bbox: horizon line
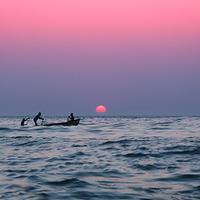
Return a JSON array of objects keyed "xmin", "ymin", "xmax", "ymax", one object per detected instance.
[{"xmin": 0, "ymin": 115, "xmax": 200, "ymax": 118}]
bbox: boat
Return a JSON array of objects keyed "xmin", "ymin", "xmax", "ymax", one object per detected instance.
[{"xmin": 44, "ymin": 119, "xmax": 80, "ymax": 127}]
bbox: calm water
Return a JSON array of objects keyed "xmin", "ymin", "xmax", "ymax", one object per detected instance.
[{"xmin": 0, "ymin": 117, "xmax": 200, "ymax": 200}]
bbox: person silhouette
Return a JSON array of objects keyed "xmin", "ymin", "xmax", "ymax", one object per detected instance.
[
  {"xmin": 68, "ymin": 113, "xmax": 75, "ymax": 121},
  {"xmin": 21, "ymin": 117, "xmax": 30, "ymax": 126},
  {"xmin": 33, "ymin": 112, "xmax": 44, "ymax": 126}
]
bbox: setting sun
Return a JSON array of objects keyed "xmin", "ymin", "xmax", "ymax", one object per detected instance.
[{"xmin": 96, "ymin": 105, "xmax": 107, "ymax": 113}]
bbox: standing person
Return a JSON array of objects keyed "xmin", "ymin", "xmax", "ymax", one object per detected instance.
[
  {"xmin": 21, "ymin": 117, "xmax": 30, "ymax": 126},
  {"xmin": 33, "ymin": 112, "xmax": 44, "ymax": 126}
]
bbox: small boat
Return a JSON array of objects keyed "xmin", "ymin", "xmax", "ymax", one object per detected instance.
[{"xmin": 44, "ymin": 119, "xmax": 80, "ymax": 127}]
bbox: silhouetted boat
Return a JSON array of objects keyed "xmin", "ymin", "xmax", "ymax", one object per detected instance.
[{"xmin": 44, "ymin": 119, "xmax": 80, "ymax": 127}]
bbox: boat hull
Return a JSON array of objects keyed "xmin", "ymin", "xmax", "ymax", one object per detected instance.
[{"xmin": 44, "ymin": 119, "xmax": 80, "ymax": 127}]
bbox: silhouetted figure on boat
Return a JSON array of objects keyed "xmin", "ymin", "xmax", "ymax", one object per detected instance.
[
  {"xmin": 21, "ymin": 117, "xmax": 30, "ymax": 126},
  {"xmin": 68, "ymin": 113, "xmax": 75, "ymax": 122},
  {"xmin": 33, "ymin": 112, "xmax": 44, "ymax": 126},
  {"xmin": 44, "ymin": 113, "xmax": 79, "ymax": 127}
]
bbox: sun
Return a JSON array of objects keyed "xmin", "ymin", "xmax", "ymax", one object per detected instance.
[{"xmin": 96, "ymin": 105, "xmax": 107, "ymax": 113}]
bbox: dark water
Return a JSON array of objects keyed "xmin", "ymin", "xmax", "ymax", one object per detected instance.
[{"xmin": 0, "ymin": 117, "xmax": 200, "ymax": 200}]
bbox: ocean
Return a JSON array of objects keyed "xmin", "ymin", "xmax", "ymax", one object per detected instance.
[{"xmin": 0, "ymin": 117, "xmax": 200, "ymax": 200}]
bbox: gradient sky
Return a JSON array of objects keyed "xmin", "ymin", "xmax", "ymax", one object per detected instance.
[{"xmin": 0, "ymin": 0, "xmax": 200, "ymax": 116}]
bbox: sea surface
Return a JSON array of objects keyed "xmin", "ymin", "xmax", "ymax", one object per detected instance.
[{"xmin": 0, "ymin": 116, "xmax": 200, "ymax": 200}]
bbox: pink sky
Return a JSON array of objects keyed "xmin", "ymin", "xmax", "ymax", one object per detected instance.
[
  {"xmin": 0, "ymin": 0, "xmax": 199, "ymax": 42},
  {"xmin": 1, "ymin": 1, "xmax": 199, "ymax": 68}
]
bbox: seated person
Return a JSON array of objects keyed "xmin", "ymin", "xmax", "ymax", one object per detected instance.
[{"xmin": 68, "ymin": 113, "xmax": 75, "ymax": 122}]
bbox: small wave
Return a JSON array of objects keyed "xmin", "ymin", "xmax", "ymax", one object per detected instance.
[
  {"xmin": 65, "ymin": 161, "xmax": 85, "ymax": 166},
  {"xmin": 37, "ymin": 192, "xmax": 50, "ymax": 198},
  {"xmin": 113, "ymin": 123, "xmax": 126, "ymax": 128},
  {"xmin": 11, "ymin": 136, "xmax": 32, "ymax": 139},
  {"xmin": 71, "ymin": 191, "xmax": 98, "ymax": 199},
  {"xmin": 76, "ymin": 169, "xmax": 125, "ymax": 179},
  {"xmin": 174, "ymin": 118, "xmax": 184, "ymax": 122},
  {"xmin": 13, "ymin": 140, "xmax": 38, "ymax": 146},
  {"xmin": 71, "ymin": 144, "xmax": 87, "ymax": 147},
  {"xmin": 5, "ymin": 169, "xmax": 28, "ymax": 173},
  {"xmin": 28, "ymin": 175, "xmax": 42, "ymax": 183},
  {"xmin": 100, "ymin": 139, "xmax": 132, "ymax": 146},
  {"xmin": 102, "ymin": 168, "xmax": 127, "ymax": 177},
  {"xmin": 119, "ymin": 152, "xmax": 163, "ymax": 158},
  {"xmin": 150, "ymin": 127, "xmax": 170, "ymax": 130},
  {"xmin": 152, "ymin": 121, "xmax": 173, "ymax": 126},
  {"xmin": 177, "ymin": 174, "xmax": 200, "ymax": 181},
  {"xmin": 0, "ymin": 127, "xmax": 13, "ymax": 132},
  {"xmin": 0, "ymin": 127, "xmax": 35, "ymax": 132},
  {"xmin": 122, "ymin": 152, "xmax": 148, "ymax": 158},
  {"xmin": 155, "ymin": 173, "xmax": 200, "ymax": 182},
  {"xmin": 87, "ymin": 129, "xmax": 103, "ymax": 133},
  {"xmin": 138, "ymin": 146, "xmax": 148, "ymax": 150},
  {"xmin": 162, "ymin": 146, "xmax": 200, "ymax": 155},
  {"xmin": 69, "ymin": 151, "xmax": 87, "ymax": 158},
  {"xmin": 195, "ymin": 185, "xmax": 200, "ymax": 190},
  {"xmin": 135, "ymin": 164, "xmax": 164, "ymax": 170},
  {"xmin": 45, "ymin": 178, "xmax": 90, "ymax": 187}
]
